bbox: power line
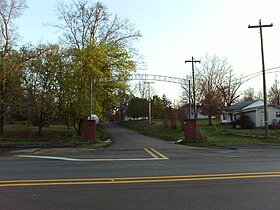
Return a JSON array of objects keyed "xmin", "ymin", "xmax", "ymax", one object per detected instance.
[
  {"xmin": 241, "ymin": 70, "xmax": 280, "ymax": 84},
  {"xmin": 240, "ymin": 66, "xmax": 280, "ymax": 79}
]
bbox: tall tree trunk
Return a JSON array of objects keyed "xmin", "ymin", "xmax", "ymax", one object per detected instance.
[
  {"xmin": 208, "ymin": 113, "xmax": 213, "ymax": 126},
  {"xmin": 78, "ymin": 119, "xmax": 83, "ymax": 136},
  {"xmin": 38, "ymin": 123, "xmax": 42, "ymax": 137},
  {"xmin": 37, "ymin": 112, "xmax": 45, "ymax": 137}
]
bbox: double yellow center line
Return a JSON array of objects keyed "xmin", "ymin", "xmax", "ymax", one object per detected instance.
[
  {"xmin": 144, "ymin": 148, "xmax": 168, "ymax": 159},
  {"xmin": 1, "ymin": 172, "xmax": 280, "ymax": 187}
]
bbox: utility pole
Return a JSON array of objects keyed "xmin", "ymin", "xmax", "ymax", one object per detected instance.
[
  {"xmin": 248, "ymin": 19, "xmax": 273, "ymax": 139},
  {"xmin": 144, "ymin": 81, "xmax": 154, "ymax": 125},
  {"xmin": 185, "ymin": 57, "xmax": 200, "ymax": 119}
]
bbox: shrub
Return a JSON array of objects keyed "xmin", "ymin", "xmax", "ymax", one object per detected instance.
[{"xmin": 232, "ymin": 115, "xmax": 254, "ymax": 129}]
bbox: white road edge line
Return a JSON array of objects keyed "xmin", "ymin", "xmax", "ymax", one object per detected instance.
[{"xmin": 16, "ymin": 155, "xmax": 169, "ymax": 162}]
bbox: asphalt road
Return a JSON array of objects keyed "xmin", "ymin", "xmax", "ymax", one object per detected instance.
[{"xmin": 1, "ymin": 123, "xmax": 280, "ymax": 209}]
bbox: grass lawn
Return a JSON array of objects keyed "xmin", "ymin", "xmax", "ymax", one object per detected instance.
[
  {"xmin": 121, "ymin": 119, "xmax": 280, "ymax": 148},
  {"xmin": 0, "ymin": 122, "xmax": 109, "ymax": 148}
]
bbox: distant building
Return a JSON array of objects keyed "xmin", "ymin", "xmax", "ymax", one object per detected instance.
[
  {"xmin": 177, "ymin": 104, "xmax": 213, "ymax": 120},
  {"xmin": 221, "ymin": 100, "xmax": 280, "ymax": 127}
]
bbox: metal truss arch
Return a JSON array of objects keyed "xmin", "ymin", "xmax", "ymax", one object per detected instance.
[
  {"xmin": 127, "ymin": 74, "xmax": 187, "ymax": 84},
  {"xmin": 93, "ymin": 74, "xmax": 187, "ymax": 85}
]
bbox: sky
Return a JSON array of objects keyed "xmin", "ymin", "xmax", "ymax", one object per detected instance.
[{"xmin": 15, "ymin": 0, "xmax": 280, "ymax": 104}]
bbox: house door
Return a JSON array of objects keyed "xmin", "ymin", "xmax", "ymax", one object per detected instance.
[{"xmin": 260, "ymin": 112, "xmax": 264, "ymax": 127}]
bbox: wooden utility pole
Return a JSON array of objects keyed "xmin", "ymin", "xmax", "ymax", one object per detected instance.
[
  {"xmin": 185, "ymin": 57, "xmax": 200, "ymax": 119},
  {"xmin": 248, "ymin": 19, "xmax": 273, "ymax": 139}
]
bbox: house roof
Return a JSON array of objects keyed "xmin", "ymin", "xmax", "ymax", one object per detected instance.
[
  {"xmin": 224, "ymin": 100, "xmax": 280, "ymax": 113},
  {"xmin": 226, "ymin": 100, "xmax": 259, "ymax": 112}
]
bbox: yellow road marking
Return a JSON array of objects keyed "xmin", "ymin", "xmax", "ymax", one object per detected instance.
[
  {"xmin": 1, "ymin": 172, "xmax": 280, "ymax": 187},
  {"xmin": 144, "ymin": 148, "xmax": 168, "ymax": 159},
  {"xmin": 144, "ymin": 148, "xmax": 158, "ymax": 158},
  {"xmin": 149, "ymin": 148, "xmax": 168, "ymax": 159},
  {"xmin": 1, "ymin": 171, "xmax": 280, "ymax": 183}
]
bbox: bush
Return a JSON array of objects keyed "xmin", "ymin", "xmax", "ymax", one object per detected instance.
[{"xmin": 232, "ymin": 115, "xmax": 254, "ymax": 129}]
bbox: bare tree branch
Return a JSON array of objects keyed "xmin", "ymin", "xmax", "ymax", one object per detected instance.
[
  {"xmin": 53, "ymin": 0, "xmax": 141, "ymax": 50},
  {"xmin": 195, "ymin": 54, "xmax": 241, "ymax": 125}
]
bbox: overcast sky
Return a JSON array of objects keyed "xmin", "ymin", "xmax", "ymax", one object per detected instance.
[{"xmin": 16, "ymin": 0, "xmax": 280, "ymax": 104}]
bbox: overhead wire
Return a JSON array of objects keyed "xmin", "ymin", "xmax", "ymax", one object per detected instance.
[{"xmin": 240, "ymin": 66, "xmax": 280, "ymax": 84}]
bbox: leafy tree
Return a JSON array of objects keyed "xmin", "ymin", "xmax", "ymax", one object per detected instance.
[
  {"xmin": 66, "ymin": 42, "xmax": 136, "ymax": 130},
  {"xmin": 162, "ymin": 94, "xmax": 171, "ymax": 108},
  {"xmin": 0, "ymin": 0, "xmax": 27, "ymax": 134},
  {"xmin": 54, "ymin": 0, "xmax": 141, "ymax": 133},
  {"xmin": 22, "ymin": 44, "xmax": 61, "ymax": 136},
  {"xmin": 162, "ymin": 94, "xmax": 172, "ymax": 127},
  {"xmin": 151, "ymin": 95, "xmax": 165, "ymax": 119},
  {"xmin": 52, "ymin": 48, "xmax": 75, "ymax": 128},
  {"xmin": 126, "ymin": 97, "xmax": 148, "ymax": 119}
]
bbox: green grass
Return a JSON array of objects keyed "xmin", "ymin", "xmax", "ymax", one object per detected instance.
[
  {"xmin": 121, "ymin": 119, "xmax": 280, "ymax": 148},
  {"xmin": 120, "ymin": 120, "xmax": 184, "ymax": 141},
  {"xmin": 0, "ymin": 122, "xmax": 110, "ymax": 148}
]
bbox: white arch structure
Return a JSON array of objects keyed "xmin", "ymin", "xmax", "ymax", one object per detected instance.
[
  {"xmin": 93, "ymin": 74, "xmax": 188, "ymax": 84},
  {"xmin": 128, "ymin": 74, "xmax": 187, "ymax": 84}
]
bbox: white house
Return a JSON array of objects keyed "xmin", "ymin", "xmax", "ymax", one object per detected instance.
[{"xmin": 221, "ymin": 100, "xmax": 280, "ymax": 128}]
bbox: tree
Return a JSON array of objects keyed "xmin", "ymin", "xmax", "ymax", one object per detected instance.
[
  {"xmin": 180, "ymin": 76, "xmax": 192, "ymax": 104},
  {"xmin": 115, "ymin": 89, "xmax": 132, "ymax": 121},
  {"xmin": 196, "ymin": 55, "xmax": 237, "ymax": 125},
  {"xmin": 126, "ymin": 97, "xmax": 148, "ymax": 119},
  {"xmin": 68, "ymin": 42, "xmax": 136, "ymax": 129},
  {"xmin": 53, "ymin": 48, "xmax": 75, "ymax": 128},
  {"xmin": 181, "ymin": 55, "xmax": 240, "ymax": 123},
  {"xmin": 132, "ymin": 81, "xmax": 156, "ymax": 99},
  {"xmin": 255, "ymin": 90, "xmax": 263, "ymax": 100},
  {"xmin": 0, "ymin": 0, "xmax": 27, "ymax": 135},
  {"xmin": 217, "ymin": 67, "xmax": 241, "ymax": 107},
  {"xmin": 162, "ymin": 94, "xmax": 172, "ymax": 127},
  {"xmin": 268, "ymin": 78, "xmax": 280, "ymax": 105},
  {"xmin": 55, "ymin": 1, "xmax": 141, "ymax": 49},
  {"xmin": 54, "ymin": 0, "xmax": 141, "ymax": 132},
  {"xmin": 151, "ymin": 95, "xmax": 165, "ymax": 119},
  {"xmin": 23, "ymin": 44, "xmax": 61, "ymax": 136},
  {"xmin": 242, "ymin": 87, "xmax": 256, "ymax": 101}
]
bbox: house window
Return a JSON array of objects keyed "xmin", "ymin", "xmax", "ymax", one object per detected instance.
[
  {"xmin": 222, "ymin": 114, "xmax": 227, "ymax": 121},
  {"xmin": 276, "ymin": 112, "xmax": 280, "ymax": 117}
]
